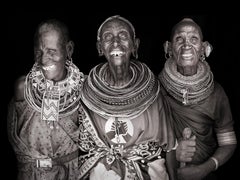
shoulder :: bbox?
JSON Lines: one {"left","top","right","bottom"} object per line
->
{"left": 213, "top": 81, "right": 228, "bottom": 97}
{"left": 14, "top": 75, "right": 26, "bottom": 101}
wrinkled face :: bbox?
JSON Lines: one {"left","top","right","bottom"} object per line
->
{"left": 34, "top": 29, "right": 67, "bottom": 82}
{"left": 171, "top": 22, "right": 203, "bottom": 68}
{"left": 98, "top": 19, "right": 135, "bottom": 67}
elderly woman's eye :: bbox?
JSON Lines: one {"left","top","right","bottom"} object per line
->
{"left": 119, "top": 32, "right": 128, "bottom": 40}
{"left": 103, "top": 33, "right": 113, "bottom": 41}
{"left": 191, "top": 37, "right": 199, "bottom": 44}
{"left": 175, "top": 37, "right": 183, "bottom": 43}
{"left": 47, "top": 49, "right": 57, "bottom": 56}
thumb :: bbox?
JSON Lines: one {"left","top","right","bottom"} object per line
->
{"left": 182, "top": 127, "right": 192, "bottom": 140}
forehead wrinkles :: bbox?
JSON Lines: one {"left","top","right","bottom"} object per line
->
{"left": 100, "top": 20, "right": 134, "bottom": 38}
{"left": 174, "top": 25, "right": 201, "bottom": 37}
{"left": 171, "top": 21, "right": 203, "bottom": 40}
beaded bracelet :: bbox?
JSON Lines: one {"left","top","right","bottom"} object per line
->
{"left": 210, "top": 157, "right": 219, "bottom": 170}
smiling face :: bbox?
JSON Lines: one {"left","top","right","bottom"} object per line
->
{"left": 34, "top": 24, "right": 68, "bottom": 82}
{"left": 97, "top": 18, "right": 136, "bottom": 68}
{"left": 171, "top": 19, "right": 203, "bottom": 71}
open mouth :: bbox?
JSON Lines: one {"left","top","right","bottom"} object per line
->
{"left": 182, "top": 53, "right": 193, "bottom": 59}
{"left": 110, "top": 50, "right": 125, "bottom": 57}
{"left": 42, "top": 64, "right": 56, "bottom": 71}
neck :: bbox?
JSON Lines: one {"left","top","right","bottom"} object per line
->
{"left": 51, "top": 68, "right": 67, "bottom": 85}
{"left": 177, "top": 65, "right": 197, "bottom": 76}
{"left": 106, "top": 63, "right": 132, "bottom": 87}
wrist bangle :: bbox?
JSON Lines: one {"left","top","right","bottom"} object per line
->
{"left": 210, "top": 157, "right": 218, "bottom": 170}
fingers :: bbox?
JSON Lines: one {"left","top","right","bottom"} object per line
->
{"left": 190, "top": 135, "right": 196, "bottom": 140}
{"left": 176, "top": 138, "right": 196, "bottom": 162}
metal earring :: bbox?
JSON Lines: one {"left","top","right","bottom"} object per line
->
{"left": 200, "top": 54, "right": 206, "bottom": 62}
{"left": 165, "top": 51, "right": 172, "bottom": 60}
{"left": 98, "top": 49, "right": 103, "bottom": 56}
{"left": 132, "top": 50, "right": 138, "bottom": 59}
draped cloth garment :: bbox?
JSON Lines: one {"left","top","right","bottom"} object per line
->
{"left": 7, "top": 62, "right": 84, "bottom": 180}
{"left": 161, "top": 82, "right": 234, "bottom": 164}
{"left": 79, "top": 61, "right": 176, "bottom": 180}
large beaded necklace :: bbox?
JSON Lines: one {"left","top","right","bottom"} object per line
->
{"left": 81, "top": 60, "right": 160, "bottom": 119}
{"left": 24, "top": 60, "right": 84, "bottom": 127}
{"left": 159, "top": 58, "right": 214, "bottom": 105}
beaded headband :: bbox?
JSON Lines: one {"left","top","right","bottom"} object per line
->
{"left": 97, "top": 15, "right": 136, "bottom": 41}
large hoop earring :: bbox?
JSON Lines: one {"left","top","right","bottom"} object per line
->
{"left": 200, "top": 54, "right": 206, "bottom": 62}
{"left": 98, "top": 49, "right": 103, "bottom": 56}
{"left": 165, "top": 51, "right": 172, "bottom": 60}
{"left": 132, "top": 50, "right": 138, "bottom": 59}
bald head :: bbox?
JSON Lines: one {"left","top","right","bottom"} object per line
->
{"left": 171, "top": 18, "right": 203, "bottom": 41}
{"left": 34, "top": 19, "right": 70, "bottom": 46}
{"left": 97, "top": 15, "right": 136, "bottom": 42}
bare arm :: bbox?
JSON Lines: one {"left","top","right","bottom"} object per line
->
{"left": 14, "top": 76, "right": 26, "bottom": 101}
{"left": 177, "top": 127, "right": 237, "bottom": 180}
{"left": 177, "top": 144, "right": 236, "bottom": 180}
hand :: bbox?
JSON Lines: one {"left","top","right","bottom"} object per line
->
{"left": 117, "top": 121, "right": 128, "bottom": 135}
{"left": 176, "top": 128, "right": 196, "bottom": 163}
{"left": 177, "top": 164, "right": 208, "bottom": 180}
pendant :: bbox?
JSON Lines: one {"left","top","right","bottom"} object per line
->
{"left": 41, "top": 88, "right": 60, "bottom": 128}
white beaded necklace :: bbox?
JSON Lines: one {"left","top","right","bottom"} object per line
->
{"left": 24, "top": 60, "right": 84, "bottom": 127}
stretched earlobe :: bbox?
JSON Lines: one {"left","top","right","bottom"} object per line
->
{"left": 163, "top": 41, "right": 170, "bottom": 54}
{"left": 66, "top": 41, "right": 74, "bottom": 59}
{"left": 96, "top": 42, "right": 103, "bottom": 56}
{"left": 132, "top": 38, "right": 140, "bottom": 59}
{"left": 204, "top": 41, "right": 213, "bottom": 57}
{"left": 132, "top": 50, "right": 138, "bottom": 59}
{"left": 163, "top": 41, "right": 172, "bottom": 59}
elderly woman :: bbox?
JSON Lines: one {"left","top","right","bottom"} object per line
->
{"left": 7, "top": 19, "right": 84, "bottom": 180}
{"left": 79, "top": 15, "right": 177, "bottom": 180}
{"left": 159, "top": 18, "right": 237, "bottom": 180}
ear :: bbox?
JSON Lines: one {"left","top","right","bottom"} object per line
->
{"left": 132, "top": 38, "right": 140, "bottom": 58}
{"left": 163, "top": 41, "right": 171, "bottom": 54}
{"left": 96, "top": 41, "right": 103, "bottom": 56}
{"left": 66, "top": 41, "right": 74, "bottom": 58}
{"left": 134, "top": 38, "right": 140, "bottom": 51}
{"left": 203, "top": 41, "right": 213, "bottom": 57}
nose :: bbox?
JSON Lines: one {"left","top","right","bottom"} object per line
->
{"left": 183, "top": 39, "right": 192, "bottom": 49}
{"left": 36, "top": 52, "right": 49, "bottom": 65}
{"left": 113, "top": 36, "right": 120, "bottom": 47}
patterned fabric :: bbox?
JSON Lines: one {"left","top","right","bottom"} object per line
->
{"left": 7, "top": 62, "right": 84, "bottom": 180}
{"left": 78, "top": 60, "right": 176, "bottom": 179}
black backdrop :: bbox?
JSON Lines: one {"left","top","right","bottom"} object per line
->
{"left": 5, "top": 12, "right": 240, "bottom": 179}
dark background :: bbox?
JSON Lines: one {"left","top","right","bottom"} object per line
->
{"left": 5, "top": 11, "right": 240, "bottom": 179}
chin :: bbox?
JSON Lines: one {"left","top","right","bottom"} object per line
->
{"left": 180, "top": 59, "right": 197, "bottom": 67}
{"left": 43, "top": 72, "right": 56, "bottom": 81}
{"left": 111, "top": 57, "right": 127, "bottom": 66}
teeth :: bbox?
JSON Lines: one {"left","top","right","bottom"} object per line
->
{"left": 42, "top": 64, "right": 56, "bottom": 71}
{"left": 182, "top": 54, "right": 192, "bottom": 58}
{"left": 110, "top": 51, "right": 124, "bottom": 56}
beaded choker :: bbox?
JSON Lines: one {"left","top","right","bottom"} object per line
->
{"left": 81, "top": 60, "right": 160, "bottom": 119}
{"left": 159, "top": 58, "right": 214, "bottom": 105}
{"left": 24, "top": 60, "right": 84, "bottom": 124}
